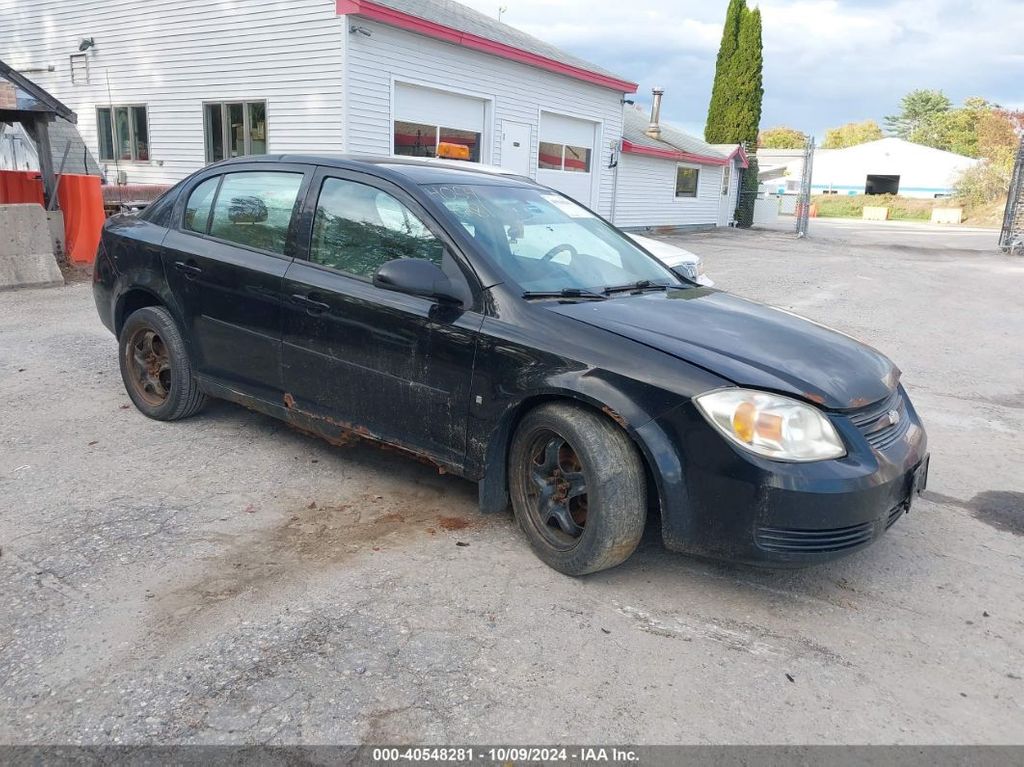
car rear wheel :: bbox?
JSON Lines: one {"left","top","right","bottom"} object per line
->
{"left": 119, "top": 306, "right": 206, "bottom": 421}
{"left": 509, "top": 403, "right": 647, "bottom": 576}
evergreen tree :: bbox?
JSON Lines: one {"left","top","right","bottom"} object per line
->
{"left": 731, "top": 5, "right": 763, "bottom": 147}
{"left": 706, "top": 1, "right": 764, "bottom": 226}
{"left": 704, "top": 0, "right": 745, "bottom": 143}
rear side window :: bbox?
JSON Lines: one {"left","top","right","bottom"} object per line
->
{"left": 309, "top": 177, "right": 443, "bottom": 278}
{"left": 184, "top": 177, "right": 219, "bottom": 233}
{"left": 207, "top": 171, "right": 303, "bottom": 255}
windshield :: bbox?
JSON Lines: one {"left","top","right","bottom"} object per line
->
{"left": 424, "top": 183, "right": 682, "bottom": 294}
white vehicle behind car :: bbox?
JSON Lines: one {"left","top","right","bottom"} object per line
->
{"left": 626, "top": 234, "right": 713, "bottom": 287}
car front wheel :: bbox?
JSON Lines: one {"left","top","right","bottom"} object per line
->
{"left": 509, "top": 403, "right": 647, "bottom": 576}
{"left": 118, "top": 306, "right": 206, "bottom": 421}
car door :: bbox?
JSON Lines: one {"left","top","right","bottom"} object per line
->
{"left": 281, "top": 169, "right": 483, "bottom": 469}
{"left": 161, "top": 164, "right": 311, "bottom": 401}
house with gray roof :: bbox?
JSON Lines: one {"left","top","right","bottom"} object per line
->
{"left": 613, "top": 98, "right": 748, "bottom": 230}
{"left": 2, "top": 0, "right": 742, "bottom": 228}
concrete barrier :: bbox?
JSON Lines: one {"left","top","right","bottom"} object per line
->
{"left": 0, "top": 203, "right": 64, "bottom": 290}
{"left": 931, "top": 207, "right": 964, "bottom": 224}
{"left": 863, "top": 206, "right": 889, "bottom": 221}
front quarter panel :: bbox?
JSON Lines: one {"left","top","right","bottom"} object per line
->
{"left": 466, "top": 291, "right": 728, "bottom": 512}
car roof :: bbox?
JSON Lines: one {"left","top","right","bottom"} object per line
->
{"left": 212, "top": 154, "right": 539, "bottom": 187}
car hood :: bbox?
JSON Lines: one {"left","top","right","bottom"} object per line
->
{"left": 547, "top": 288, "right": 898, "bottom": 409}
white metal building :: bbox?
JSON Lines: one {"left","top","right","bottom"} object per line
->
{"left": 2, "top": 0, "right": 744, "bottom": 227}
{"left": 762, "top": 138, "right": 979, "bottom": 199}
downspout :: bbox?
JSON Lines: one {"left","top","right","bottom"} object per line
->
{"left": 610, "top": 136, "right": 621, "bottom": 226}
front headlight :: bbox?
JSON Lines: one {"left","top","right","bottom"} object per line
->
{"left": 675, "top": 262, "right": 698, "bottom": 281}
{"left": 694, "top": 388, "right": 846, "bottom": 462}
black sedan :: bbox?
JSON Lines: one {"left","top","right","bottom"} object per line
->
{"left": 93, "top": 156, "right": 929, "bottom": 575}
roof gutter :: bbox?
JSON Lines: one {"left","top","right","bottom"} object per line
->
{"left": 337, "top": 0, "right": 638, "bottom": 93}
{"left": 621, "top": 139, "right": 730, "bottom": 167}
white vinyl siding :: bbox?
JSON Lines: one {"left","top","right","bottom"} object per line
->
{"left": 0, "top": 0, "right": 346, "bottom": 185}
{"left": 613, "top": 153, "right": 725, "bottom": 229}
{"left": 344, "top": 19, "right": 622, "bottom": 217}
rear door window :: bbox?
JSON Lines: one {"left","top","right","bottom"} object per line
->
{"left": 206, "top": 171, "right": 304, "bottom": 255}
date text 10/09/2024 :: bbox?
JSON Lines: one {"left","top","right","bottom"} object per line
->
{"left": 371, "top": 747, "right": 641, "bottom": 763}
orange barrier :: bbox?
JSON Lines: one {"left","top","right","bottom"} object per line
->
{"left": 0, "top": 170, "right": 105, "bottom": 265}
{"left": 57, "top": 174, "right": 105, "bottom": 265}
{"left": 0, "top": 170, "right": 45, "bottom": 206}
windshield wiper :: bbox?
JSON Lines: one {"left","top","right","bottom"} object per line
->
{"left": 602, "top": 280, "right": 672, "bottom": 296}
{"left": 522, "top": 288, "right": 607, "bottom": 301}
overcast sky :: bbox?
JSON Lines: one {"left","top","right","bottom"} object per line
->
{"left": 459, "top": 0, "right": 1024, "bottom": 140}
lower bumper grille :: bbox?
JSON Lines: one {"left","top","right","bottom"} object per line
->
{"left": 755, "top": 521, "right": 874, "bottom": 553}
{"left": 886, "top": 501, "right": 908, "bottom": 529}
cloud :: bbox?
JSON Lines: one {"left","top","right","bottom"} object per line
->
{"left": 457, "top": 0, "right": 1024, "bottom": 138}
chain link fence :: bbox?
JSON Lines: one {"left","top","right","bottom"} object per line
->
{"left": 794, "top": 137, "right": 816, "bottom": 237}
{"left": 1000, "top": 135, "right": 1024, "bottom": 255}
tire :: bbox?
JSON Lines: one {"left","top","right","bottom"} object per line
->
{"left": 508, "top": 402, "right": 647, "bottom": 576}
{"left": 118, "top": 306, "right": 207, "bottom": 421}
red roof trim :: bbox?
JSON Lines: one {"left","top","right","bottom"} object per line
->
{"left": 621, "top": 139, "right": 730, "bottom": 167}
{"left": 337, "top": 0, "right": 637, "bottom": 93}
{"left": 719, "top": 144, "right": 750, "bottom": 168}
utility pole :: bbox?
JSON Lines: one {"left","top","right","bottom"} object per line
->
{"left": 498, "top": 5, "right": 507, "bottom": 22}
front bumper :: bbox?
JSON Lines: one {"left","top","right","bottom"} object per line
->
{"left": 637, "top": 389, "right": 928, "bottom": 566}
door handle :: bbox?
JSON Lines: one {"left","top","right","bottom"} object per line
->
{"left": 173, "top": 261, "right": 202, "bottom": 279}
{"left": 291, "top": 293, "right": 330, "bottom": 315}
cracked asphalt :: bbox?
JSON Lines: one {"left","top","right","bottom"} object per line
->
{"left": 1, "top": 226, "right": 1022, "bottom": 745}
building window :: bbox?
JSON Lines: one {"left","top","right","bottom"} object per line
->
{"left": 96, "top": 105, "right": 149, "bottom": 161}
{"left": 721, "top": 163, "right": 731, "bottom": 196}
{"left": 393, "top": 121, "right": 480, "bottom": 162}
{"left": 537, "top": 142, "right": 591, "bottom": 173}
{"left": 675, "top": 166, "right": 699, "bottom": 198}
{"left": 204, "top": 101, "right": 268, "bottom": 163}
{"left": 70, "top": 54, "right": 89, "bottom": 84}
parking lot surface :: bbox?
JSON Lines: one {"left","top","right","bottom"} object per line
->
{"left": 1, "top": 228, "right": 1022, "bottom": 744}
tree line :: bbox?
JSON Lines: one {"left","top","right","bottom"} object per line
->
{"left": 758, "top": 89, "right": 1023, "bottom": 162}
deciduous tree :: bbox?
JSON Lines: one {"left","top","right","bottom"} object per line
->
{"left": 821, "top": 120, "right": 884, "bottom": 149}
{"left": 758, "top": 126, "right": 808, "bottom": 149}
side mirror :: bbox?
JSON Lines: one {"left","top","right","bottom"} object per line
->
{"left": 373, "top": 258, "right": 463, "bottom": 305}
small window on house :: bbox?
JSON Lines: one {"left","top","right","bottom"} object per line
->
{"left": 538, "top": 141, "right": 563, "bottom": 170}
{"left": 207, "top": 171, "right": 303, "bottom": 254}
{"left": 203, "top": 101, "right": 268, "bottom": 163}
{"left": 675, "top": 166, "right": 699, "bottom": 198}
{"left": 563, "top": 145, "right": 591, "bottom": 174}
{"left": 96, "top": 105, "right": 150, "bottom": 161}
{"left": 537, "top": 142, "right": 592, "bottom": 173}
{"left": 721, "top": 164, "right": 731, "bottom": 196}
{"left": 393, "top": 121, "right": 480, "bottom": 162}
{"left": 70, "top": 54, "right": 89, "bottom": 84}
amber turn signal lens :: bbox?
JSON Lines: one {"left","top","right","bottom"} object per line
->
{"left": 732, "top": 401, "right": 757, "bottom": 443}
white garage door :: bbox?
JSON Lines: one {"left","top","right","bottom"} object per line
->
{"left": 537, "top": 111, "right": 598, "bottom": 207}
{"left": 393, "top": 83, "right": 486, "bottom": 163}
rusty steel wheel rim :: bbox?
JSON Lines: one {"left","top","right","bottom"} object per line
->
{"left": 125, "top": 327, "right": 172, "bottom": 407}
{"left": 523, "top": 429, "right": 589, "bottom": 550}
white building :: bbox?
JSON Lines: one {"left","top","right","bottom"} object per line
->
{"left": 614, "top": 102, "right": 747, "bottom": 230}
{"left": 1, "top": 0, "right": 743, "bottom": 228}
{"left": 761, "top": 138, "right": 979, "bottom": 199}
